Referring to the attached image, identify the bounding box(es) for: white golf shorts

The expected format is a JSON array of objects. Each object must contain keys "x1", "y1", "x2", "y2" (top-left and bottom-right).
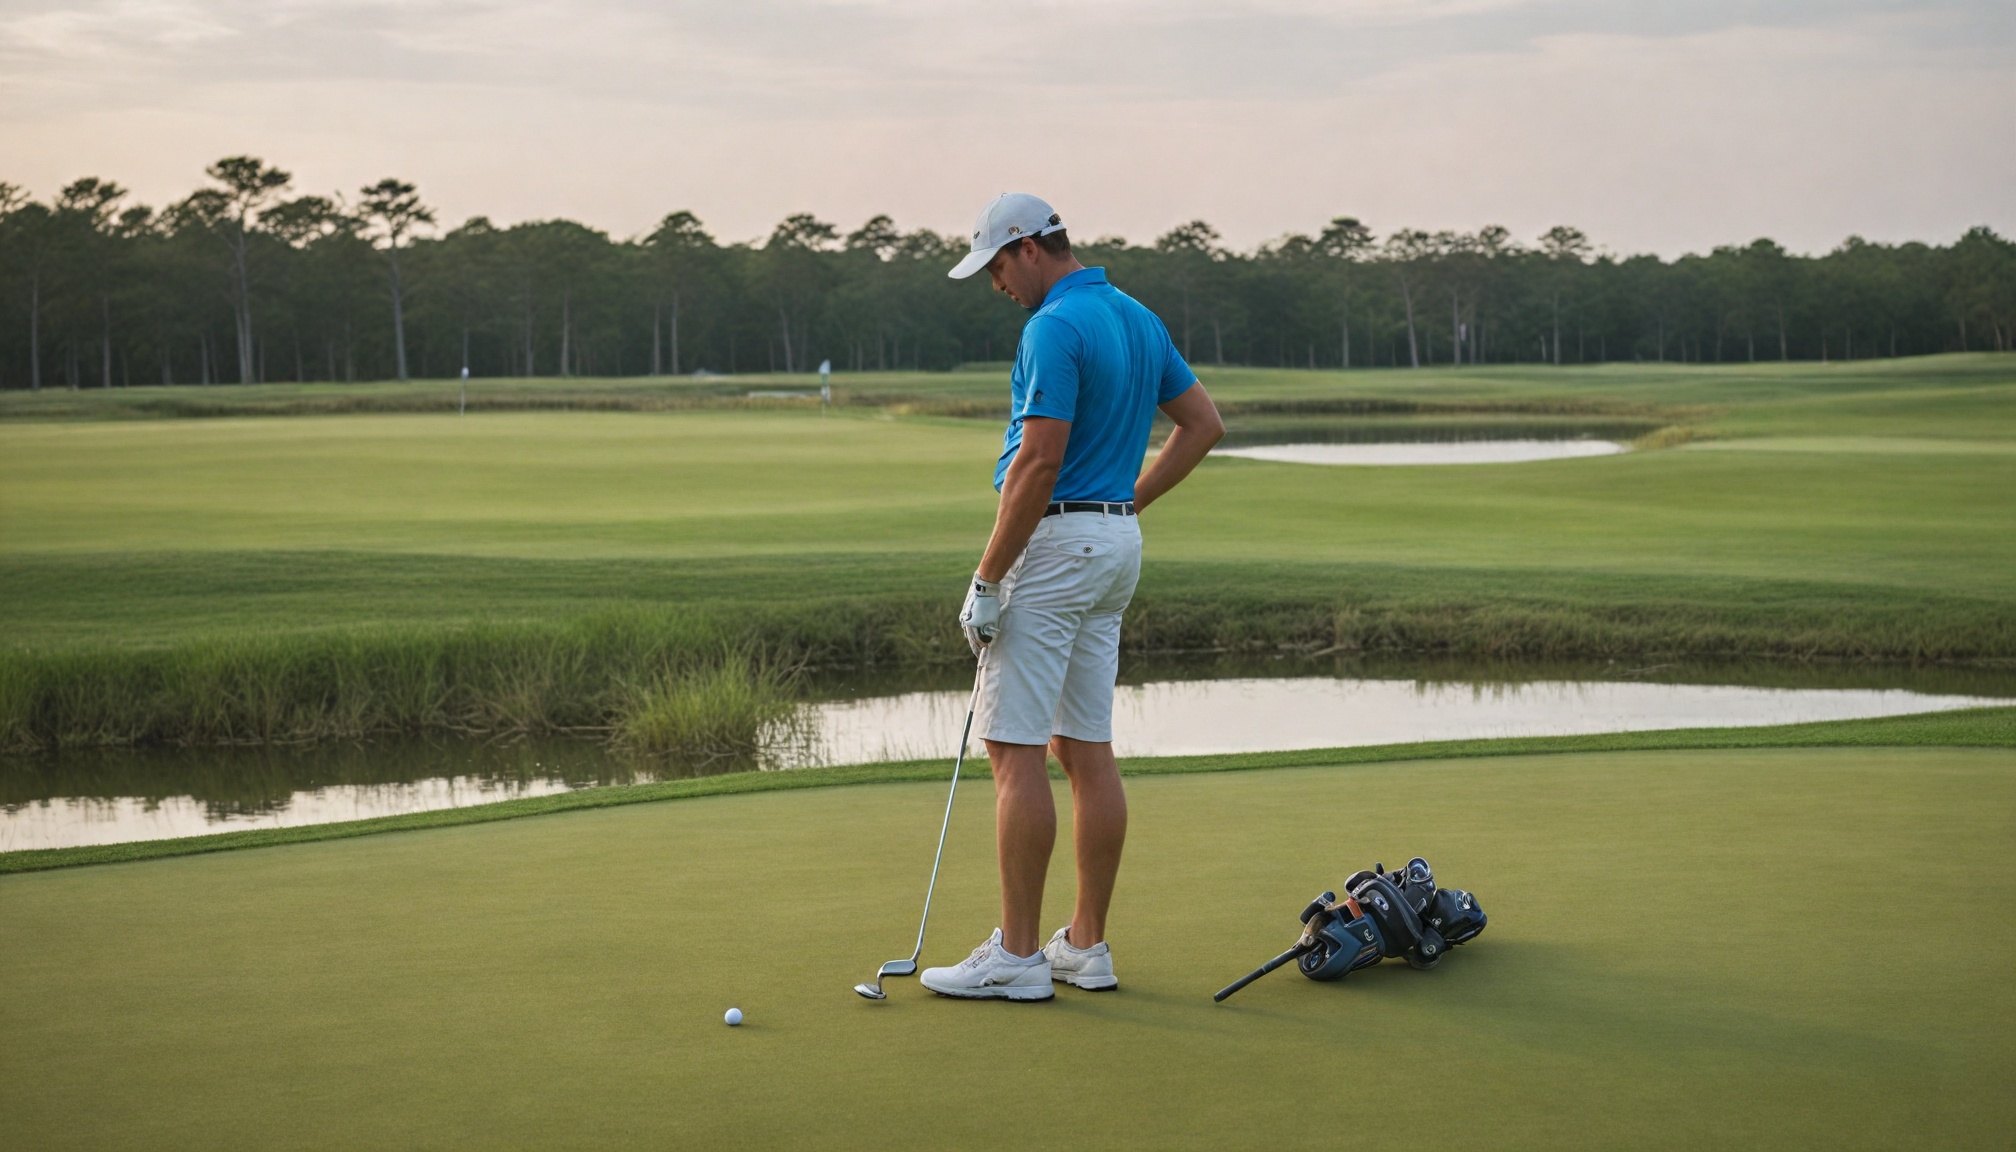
[{"x1": 976, "y1": 510, "x2": 1143, "y2": 746}]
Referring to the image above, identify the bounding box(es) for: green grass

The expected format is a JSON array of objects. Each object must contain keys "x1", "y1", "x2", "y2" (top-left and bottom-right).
[
  {"x1": 5, "y1": 404, "x2": 2007, "y2": 591},
  {"x1": 4, "y1": 735, "x2": 2010, "y2": 1147},
  {"x1": 7, "y1": 359, "x2": 2011, "y2": 1146},
  {"x1": 5, "y1": 352, "x2": 2008, "y2": 424},
  {"x1": 2, "y1": 356, "x2": 2011, "y2": 750}
]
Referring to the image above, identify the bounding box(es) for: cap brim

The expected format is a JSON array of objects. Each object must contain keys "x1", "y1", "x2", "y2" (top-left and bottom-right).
[{"x1": 947, "y1": 245, "x2": 1000, "y2": 280}]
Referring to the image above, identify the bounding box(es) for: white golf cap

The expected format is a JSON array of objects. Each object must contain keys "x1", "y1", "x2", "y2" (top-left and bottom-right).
[{"x1": 947, "y1": 192, "x2": 1065, "y2": 279}]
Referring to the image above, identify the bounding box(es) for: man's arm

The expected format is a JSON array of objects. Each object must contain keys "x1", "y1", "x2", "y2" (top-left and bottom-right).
[
  {"x1": 977, "y1": 415, "x2": 1070, "y2": 583},
  {"x1": 1134, "y1": 382, "x2": 1223, "y2": 512}
]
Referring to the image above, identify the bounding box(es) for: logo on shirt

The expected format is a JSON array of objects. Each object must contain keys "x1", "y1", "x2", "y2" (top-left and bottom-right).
[{"x1": 1032, "y1": 390, "x2": 1043, "y2": 403}]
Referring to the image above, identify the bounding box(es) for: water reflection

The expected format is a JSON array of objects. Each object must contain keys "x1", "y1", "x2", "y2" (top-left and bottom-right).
[
  {"x1": 6, "y1": 777, "x2": 582, "y2": 853},
  {"x1": 813, "y1": 653, "x2": 2016, "y2": 703},
  {"x1": 788, "y1": 678, "x2": 2002, "y2": 765},
  {"x1": 5, "y1": 661, "x2": 2007, "y2": 853},
  {"x1": 0, "y1": 740, "x2": 634, "y2": 853}
]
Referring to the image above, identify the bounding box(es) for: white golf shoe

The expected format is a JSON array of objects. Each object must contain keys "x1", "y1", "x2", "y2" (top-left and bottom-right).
[
  {"x1": 1042, "y1": 926, "x2": 1119, "y2": 991},
  {"x1": 920, "y1": 929, "x2": 1054, "y2": 1001}
]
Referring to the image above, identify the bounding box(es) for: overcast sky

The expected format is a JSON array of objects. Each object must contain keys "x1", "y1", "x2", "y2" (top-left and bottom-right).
[{"x1": 2, "y1": 0, "x2": 2011, "y2": 256}]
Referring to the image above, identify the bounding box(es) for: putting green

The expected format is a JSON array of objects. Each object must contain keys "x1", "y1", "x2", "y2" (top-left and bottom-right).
[{"x1": 4, "y1": 746, "x2": 2010, "y2": 1148}]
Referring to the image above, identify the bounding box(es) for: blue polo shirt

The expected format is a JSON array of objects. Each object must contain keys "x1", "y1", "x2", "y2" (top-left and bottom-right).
[{"x1": 994, "y1": 267, "x2": 1196, "y2": 502}]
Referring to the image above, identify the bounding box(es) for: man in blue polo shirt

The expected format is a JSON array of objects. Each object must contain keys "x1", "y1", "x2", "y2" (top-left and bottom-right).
[{"x1": 922, "y1": 193, "x2": 1224, "y2": 1001}]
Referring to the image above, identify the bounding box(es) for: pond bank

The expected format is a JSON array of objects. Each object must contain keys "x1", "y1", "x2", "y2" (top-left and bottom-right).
[
  {"x1": 7, "y1": 562, "x2": 2014, "y2": 758},
  {"x1": 5, "y1": 705, "x2": 2011, "y2": 874},
  {"x1": 13, "y1": 666, "x2": 2008, "y2": 852}
]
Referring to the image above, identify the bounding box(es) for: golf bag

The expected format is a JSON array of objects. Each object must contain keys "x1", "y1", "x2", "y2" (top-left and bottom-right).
[
  {"x1": 1297, "y1": 857, "x2": 1487, "y2": 981},
  {"x1": 1213, "y1": 856, "x2": 1488, "y2": 1001}
]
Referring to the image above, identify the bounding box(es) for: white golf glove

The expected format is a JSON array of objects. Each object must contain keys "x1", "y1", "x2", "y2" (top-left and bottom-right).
[{"x1": 959, "y1": 573, "x2": 1003, "y2": 654}]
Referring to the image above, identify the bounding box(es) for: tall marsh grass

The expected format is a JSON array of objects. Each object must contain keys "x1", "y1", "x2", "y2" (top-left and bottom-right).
[
  {"x1": 614, "y1": 650, "x2": 805, "y2": 769},
  {"x1": 0, "y1": 598, "x2": 970, "y2": 755},
  {"x1": 2, "y1": 583, "x2": 2007, "y2": 755}
]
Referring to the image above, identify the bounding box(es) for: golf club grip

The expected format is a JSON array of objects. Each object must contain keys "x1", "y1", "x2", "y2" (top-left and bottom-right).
[{"x1": 1213, "y1": 943, "x2": 1312, "y2": 1002}]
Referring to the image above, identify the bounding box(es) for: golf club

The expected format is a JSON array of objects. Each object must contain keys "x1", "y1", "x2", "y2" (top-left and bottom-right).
[
  {"x1": 1213, "y1": 892, "x2": 1336, "y2": 1002},
  {"x1": 1212, "y1": 941, "x2": 1316, "y2": 1002},
  {"x1": 854, "y1": 649, "x2": 988, "y2": 1000}
]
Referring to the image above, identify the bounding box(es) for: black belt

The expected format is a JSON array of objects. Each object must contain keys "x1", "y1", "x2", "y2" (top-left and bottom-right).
[{"x1": 1044, "y1": 501, "x2": 1135, "y2": 517}]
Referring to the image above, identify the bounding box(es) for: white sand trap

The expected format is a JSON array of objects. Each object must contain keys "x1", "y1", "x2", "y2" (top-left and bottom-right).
[{"x1": 1216, "y1": 440, "x2": 1627, "y2": 465}]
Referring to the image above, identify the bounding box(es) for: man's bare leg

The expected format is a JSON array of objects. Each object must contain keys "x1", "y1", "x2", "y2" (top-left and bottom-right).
[
  {"x1": 986, "y1": 739, "x2": 1054, "y2": 958},
  {"x1": 1052, "y1": 736, "x2": 1127, "y2": 948}
]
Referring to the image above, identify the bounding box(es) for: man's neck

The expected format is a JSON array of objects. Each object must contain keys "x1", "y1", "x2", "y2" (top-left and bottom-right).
[{"x1": 1032, "y1": 256, "x2": 1089, "y2": 305}]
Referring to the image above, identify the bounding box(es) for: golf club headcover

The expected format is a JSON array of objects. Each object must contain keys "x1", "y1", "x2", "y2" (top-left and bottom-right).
[
  {"x1": 1297, "y1": 914, "x2": 1384, "y2": 981},
  {"x1": 1425, "y1": 887, "x2": 1488, "y2": 947}
]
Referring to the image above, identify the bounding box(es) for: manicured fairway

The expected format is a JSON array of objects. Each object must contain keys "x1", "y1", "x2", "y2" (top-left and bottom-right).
[
  {"x1": 3, "y1": 361, "x2": 2013, "y2": 653},
  {"x1": 4, "y1": 389, "x2": 2011, "y2": 589},
  {"x1": 4, "y1": 745, "x2": 2010, "y2": 1149},
  {"x1": 8, "y1": 407, "x2": 1999, "y2": 589}
]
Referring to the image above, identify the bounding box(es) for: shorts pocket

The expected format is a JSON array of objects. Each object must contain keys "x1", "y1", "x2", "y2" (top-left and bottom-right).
[{"x1": 1047, "y1": 535, "x2": 1117, "y2": 558}]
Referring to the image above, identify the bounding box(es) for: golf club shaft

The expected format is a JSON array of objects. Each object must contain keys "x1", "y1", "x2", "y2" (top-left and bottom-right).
[
  {"x1": 907, "y1": 649, "x2": 987, "y2": 963},
  {"x1": 1213, "y1": 942, "x2": 1313, "y2": 1002}
]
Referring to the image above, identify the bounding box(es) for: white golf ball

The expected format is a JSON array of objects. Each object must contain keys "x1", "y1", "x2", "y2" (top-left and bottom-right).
[{"x1": 724, "y1": 1007, "x2": 743, "y2": 1026}]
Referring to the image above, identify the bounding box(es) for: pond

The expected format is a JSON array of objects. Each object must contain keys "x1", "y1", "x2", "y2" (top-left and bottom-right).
[
  {"x1": 6, "y1": 658, "x2": 2009, "y2": 852},
  {"x1": 796, "y1": 675, "x2": 1997, "y2": 764}
]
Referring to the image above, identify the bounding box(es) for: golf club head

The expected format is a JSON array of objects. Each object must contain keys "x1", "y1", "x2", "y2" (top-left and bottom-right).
[{"x1": 854, "y1": 959, "x2": 918, "y2": 1001}]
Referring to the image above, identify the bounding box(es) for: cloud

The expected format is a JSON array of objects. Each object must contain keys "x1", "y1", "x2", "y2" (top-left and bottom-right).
[{"x1": 1, "y1": 0, "x2": 2009, "y2": 254}]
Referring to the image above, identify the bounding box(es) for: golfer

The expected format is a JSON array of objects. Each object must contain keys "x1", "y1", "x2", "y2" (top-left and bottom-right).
[{"x1": 922, "y1": 193, "x2": 1223, "y2": 1000}]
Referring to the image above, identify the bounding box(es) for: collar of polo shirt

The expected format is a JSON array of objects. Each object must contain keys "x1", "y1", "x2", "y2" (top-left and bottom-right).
[{"x1": 1038, "y1": 267, "x2": 1107, "y2": 310}]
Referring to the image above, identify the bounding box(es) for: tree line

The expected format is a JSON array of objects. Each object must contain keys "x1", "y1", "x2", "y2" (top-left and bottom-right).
[{"x1": 2, "y1": 156, "x2": 2012, "y2": 390}]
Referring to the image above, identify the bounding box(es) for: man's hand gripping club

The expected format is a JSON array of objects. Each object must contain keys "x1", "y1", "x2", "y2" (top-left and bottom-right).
[{"x1": 959, "y1": 575, "x2": 1002, "y2": 654}]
